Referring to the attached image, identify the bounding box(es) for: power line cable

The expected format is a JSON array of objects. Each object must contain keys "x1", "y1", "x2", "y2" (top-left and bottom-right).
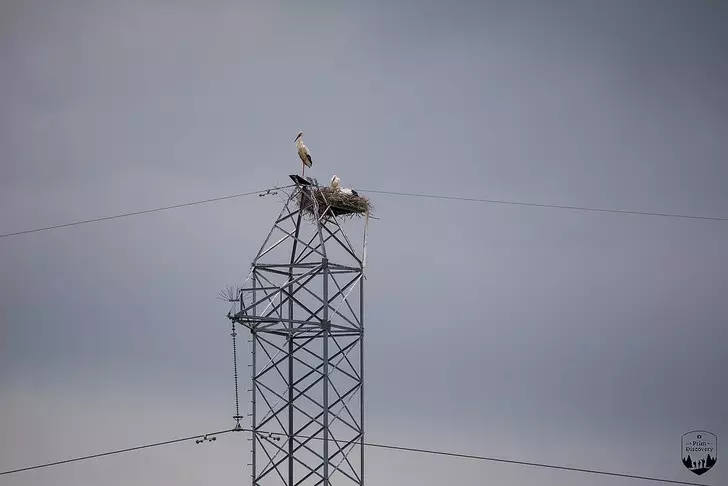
[
  {"x1": 1, "y1": 185, "x2": 726, "y2": 241},
  {"x1": 1, "y1": 426, "x2": 711, "y2": 486},
  {"x1": 0, "y1": 186, "x2": 290, "y2": 240},
  {"x1": 361, "y1": 440, "x2": 707, "y2": 486},
  {"x1": 254, "y1": 428, "x2": 710, "y2": 486},
  {"x1": 0, "y1": 428, "x2": 236, "y2": 477},
  {"x1": 358, "y1": 188, "x2": 728, "y2": 222}
]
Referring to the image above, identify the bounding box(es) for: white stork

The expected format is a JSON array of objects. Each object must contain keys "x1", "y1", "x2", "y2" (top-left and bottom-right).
[
  {"x1": 294, "y1": 131, "x2": 313, "y2": 176},
  {"x1": 330, "y1": 174, "x2": 341, "y2": 191},
  {"x1": 330, "y1": 174, "x2": 358, "y2": 196}
]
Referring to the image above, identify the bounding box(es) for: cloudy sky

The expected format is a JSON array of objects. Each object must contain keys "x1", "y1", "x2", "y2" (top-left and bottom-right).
[{"x1": 1, "y1": 0, "x2": 726, "y2": 485}]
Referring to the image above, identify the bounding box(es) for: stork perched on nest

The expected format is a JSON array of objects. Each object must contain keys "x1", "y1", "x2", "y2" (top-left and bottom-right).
[
  {"x1": 330, "y1": 175, "x2": 341, "y2": 191},
  {"x1": 330, "y1": 174, "x2": 358, "y2": 196},
  {"x1": 294, "y1": 131, "x2": 313, "y2": 176}
]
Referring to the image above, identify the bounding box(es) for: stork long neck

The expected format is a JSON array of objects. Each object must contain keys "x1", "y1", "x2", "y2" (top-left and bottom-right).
[{"x1": 296, "y1": 137, "x2": 304, "y2": 148}]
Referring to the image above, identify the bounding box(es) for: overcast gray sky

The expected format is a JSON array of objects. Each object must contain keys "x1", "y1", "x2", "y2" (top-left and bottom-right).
[{"x1": 1, "y1": 1, "x2": 727, "y2": 485}]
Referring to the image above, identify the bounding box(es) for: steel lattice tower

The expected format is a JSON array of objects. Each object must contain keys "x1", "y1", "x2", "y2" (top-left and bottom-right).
[{"x1": 229, "y1": 175, "x2": 369, "y2": 486}]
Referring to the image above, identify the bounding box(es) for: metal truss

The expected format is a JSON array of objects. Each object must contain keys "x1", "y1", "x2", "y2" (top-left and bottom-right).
[{"x1": 229, "y1": 175, "x2": 368, "y2": 486}]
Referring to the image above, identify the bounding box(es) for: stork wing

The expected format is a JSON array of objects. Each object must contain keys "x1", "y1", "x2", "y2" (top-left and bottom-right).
[{"x1": 298, "y1": 145, "x2": 313, "y2": 167}]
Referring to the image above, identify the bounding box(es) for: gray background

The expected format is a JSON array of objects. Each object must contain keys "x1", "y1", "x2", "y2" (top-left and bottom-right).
[{"x1": 1, "y1": 1, "x2": 726, "y2": 485}]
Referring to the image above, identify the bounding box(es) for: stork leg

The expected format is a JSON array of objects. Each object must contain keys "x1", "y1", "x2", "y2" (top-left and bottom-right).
[{"x1": 302, "y1": 163, "x2": 305, "y2": 177}]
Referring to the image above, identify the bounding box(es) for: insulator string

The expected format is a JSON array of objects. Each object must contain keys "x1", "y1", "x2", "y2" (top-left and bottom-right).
[{"x1": 231, "y1": 323, "x2": 242, "y2": 430}]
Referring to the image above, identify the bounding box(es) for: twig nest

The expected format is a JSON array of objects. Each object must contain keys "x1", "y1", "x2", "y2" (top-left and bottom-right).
[{"x1": 299, "y1": 187, "x2": 372, "y2": 219}]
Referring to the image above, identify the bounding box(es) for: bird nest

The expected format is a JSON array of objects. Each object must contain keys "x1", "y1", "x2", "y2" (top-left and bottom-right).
[{"x1": 299, "y1": 187, "x2": 372, "y2": 219}]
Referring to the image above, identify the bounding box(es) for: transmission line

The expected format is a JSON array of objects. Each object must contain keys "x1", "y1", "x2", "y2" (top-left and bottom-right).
[
  {"x1": 0, "y1": 428, "x2": 236, "y2": 477},
  {"x1": 1, "y1": 185, "x2": 726, "y2": 241},
  {"x1": 0, "y1": 186, "x2": 290, "y2": 239},
  {"x1": 255, "y1": 428, "x2": 710, "y2": 486},
  {"x1": 0, "y1": 426, "x2": 711, "y2": 486},
  {"x1": 361, "y1": 440, "x2": 706, "y2": 486},
  {"x1": 359, "y1": 188, "x2": 728, "y2": 222}
]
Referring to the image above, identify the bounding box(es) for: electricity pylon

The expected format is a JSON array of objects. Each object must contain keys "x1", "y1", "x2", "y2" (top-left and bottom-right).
[{"x1": 229, "y1": 175, "x2": 369, "y2": 486}]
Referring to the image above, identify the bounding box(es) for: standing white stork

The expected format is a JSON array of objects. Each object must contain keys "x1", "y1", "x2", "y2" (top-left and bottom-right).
[{"x1": 294, "y1": 131, "x2": 313, "y2": 177}]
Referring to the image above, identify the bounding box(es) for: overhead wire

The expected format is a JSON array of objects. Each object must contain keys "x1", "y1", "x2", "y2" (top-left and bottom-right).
[
  {"x1": 360, "y1": 440, "x2": 707, "y2": 486},
  {"x1": 0, "y1": 186, "x2": 292, "y2": 239},
  {"x1": 0, "y1": 426, "x2": 711, "y2": 486},
  {"x1": 255, "y1": 428, "x2": 711, "y2": 486},
  {"x1": 1, "y1": 184, "x2": 726, "y2": 241},
  {"x1": 358, "y1": 188, "x2": 728, "y2": 222},
  {"x1": 0, "y1": 428, "x2": 236, "y2": 477}
]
